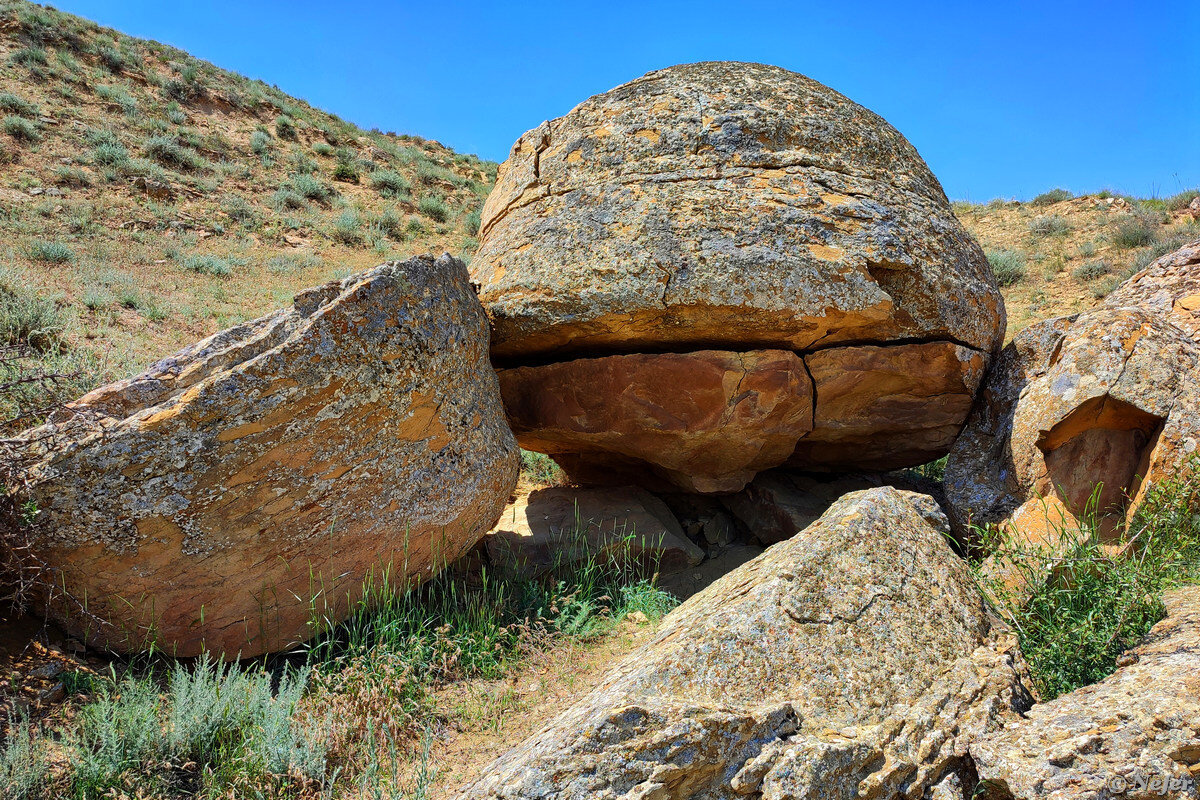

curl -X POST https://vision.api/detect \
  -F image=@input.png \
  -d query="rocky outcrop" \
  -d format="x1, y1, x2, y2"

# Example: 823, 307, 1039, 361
971, 588, 1200, 799
456, 487, 1035, 800
946, 243, 1200, 548
1102, 238, 1200, 341
485, 486, 704, 575
475, 61, 1004, 492
15, 254, 519, 658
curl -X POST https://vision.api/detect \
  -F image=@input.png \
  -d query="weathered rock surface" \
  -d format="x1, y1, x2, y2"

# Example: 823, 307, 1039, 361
477, 61, 1004, 492
16, 254, 519, 657
945, 306, 1200, 545
475, 61, 1003, 360
457, 487, 1035, 800
971, 588, 1200, 799
1102, 238, 1200, 341
485, 486, 704, 575
498, 349, 813, 493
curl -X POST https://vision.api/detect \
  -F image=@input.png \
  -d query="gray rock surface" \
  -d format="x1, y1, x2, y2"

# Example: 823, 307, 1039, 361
456, 487, 1035, 799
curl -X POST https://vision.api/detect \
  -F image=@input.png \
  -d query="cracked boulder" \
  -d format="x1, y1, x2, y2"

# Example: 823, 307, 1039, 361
455, 487, 1035, 800
946, 290, 1200, 557
971, 587, 1200, 800
14, 254, 519, 658
475, 61, 1004, 492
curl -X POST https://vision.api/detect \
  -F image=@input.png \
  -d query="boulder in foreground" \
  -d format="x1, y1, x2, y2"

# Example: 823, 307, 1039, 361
457, 487, 1035, 799
15, 254, 519, 658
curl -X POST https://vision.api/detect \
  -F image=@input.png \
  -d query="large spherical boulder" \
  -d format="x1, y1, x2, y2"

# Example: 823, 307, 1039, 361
475, 62, 1004, 492
14, 254, 519, 658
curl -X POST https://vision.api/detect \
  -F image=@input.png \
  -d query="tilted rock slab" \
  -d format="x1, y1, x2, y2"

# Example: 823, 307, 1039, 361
476, 61, 1004, 492
972, 588, 1200, 799
457, 487, 1035, 800
946, 255, 1200, 547
16, 254, 519, 657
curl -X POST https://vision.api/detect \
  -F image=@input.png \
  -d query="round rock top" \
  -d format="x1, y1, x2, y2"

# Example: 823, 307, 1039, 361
473, 61, 1004, 361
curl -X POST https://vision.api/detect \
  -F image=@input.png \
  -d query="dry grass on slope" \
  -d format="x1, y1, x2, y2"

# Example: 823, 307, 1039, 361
956, 188, 1200, 338
0, 0, 495, 428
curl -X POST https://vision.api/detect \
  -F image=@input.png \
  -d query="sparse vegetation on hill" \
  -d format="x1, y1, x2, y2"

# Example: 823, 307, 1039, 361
0, 0, 496, 429
956, 191, 1200, 336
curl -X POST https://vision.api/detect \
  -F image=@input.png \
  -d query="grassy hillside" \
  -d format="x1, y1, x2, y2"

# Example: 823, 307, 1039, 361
956, 188, 1200, 338
0, 1, 496, 431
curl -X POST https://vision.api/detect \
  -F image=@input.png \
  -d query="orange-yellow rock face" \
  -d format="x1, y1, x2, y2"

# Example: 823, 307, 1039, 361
475, 62, 1005, 491
498, 350, 813, 493
17, 255, 519, 658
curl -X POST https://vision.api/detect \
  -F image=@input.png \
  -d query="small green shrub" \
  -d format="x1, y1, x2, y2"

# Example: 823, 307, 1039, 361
975, 467, 1200, 698
0, 92, 39, 117
3, 116, 40, 142
181, 254, 233, 276
271, 187, 307, 211
1111, 215, 1159, 249
1071, 260, 1110, 281
53, 165, 90, 187
986, 249, 1026, 286
462, 208, 482, 236
289, 151, 318, 176
0, 277, 64, 350
370, 169, 411, 197
26, 240, 74, 264
274, 114, 297, 141
9, 47, 48, 67
332, 209, 362, 244
267, 253, 321, 274
1091, 275, 1122, 299
418, 195, 449, 223
166, 107, 186, 125
312, 141, 334, 157
1028, 215, 1071, 238
249, 129, 271, 155
289, 173, 331, 202
142, 135, 207, 171
333, 161, 359, 183
520, 449, 564, 486
372, 207, 404, 239
98, 45, 125, 73
221, 194, 257, 225
1030, 188, 1073, 206
95, 84, 138, 115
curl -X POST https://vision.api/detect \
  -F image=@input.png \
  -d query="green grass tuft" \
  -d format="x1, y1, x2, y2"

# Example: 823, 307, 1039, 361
973, 467, 1200, 699
986, 248, 1026, 286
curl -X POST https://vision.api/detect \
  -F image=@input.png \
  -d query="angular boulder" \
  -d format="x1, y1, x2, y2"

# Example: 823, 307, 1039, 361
15, 254, 519, 657
475, 61, 1004, 492
456, 487, 1035, 799
971, 588, 1200, 799
484, 486, 704, 576
946, 293, 1200, 547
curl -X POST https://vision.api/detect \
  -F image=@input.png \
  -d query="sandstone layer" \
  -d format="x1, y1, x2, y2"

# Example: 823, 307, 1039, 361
476, 62, 1004, 491
458, 487, 1035, 799
16, 254, 519, 657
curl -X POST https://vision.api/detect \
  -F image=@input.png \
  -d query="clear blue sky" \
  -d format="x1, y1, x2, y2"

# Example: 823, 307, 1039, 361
52, 0, 1199, 201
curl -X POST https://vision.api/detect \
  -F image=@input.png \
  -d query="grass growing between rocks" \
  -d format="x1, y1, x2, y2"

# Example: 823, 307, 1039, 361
973, 468, 1200, 699
0, 531, 678, 798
